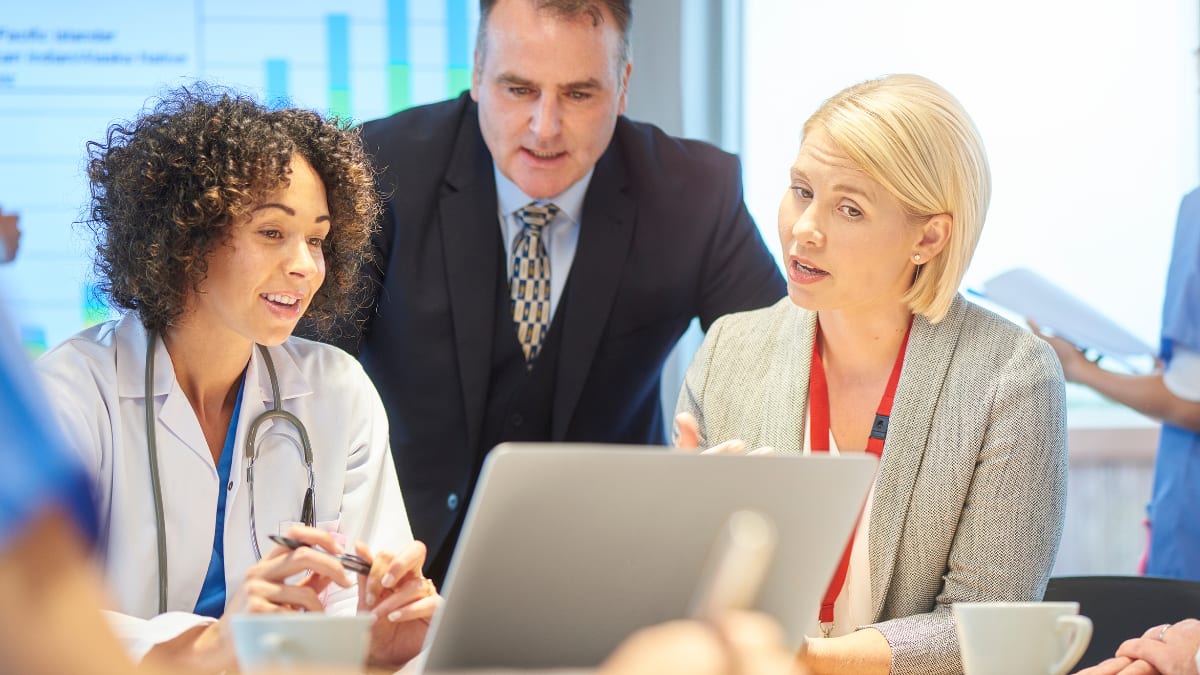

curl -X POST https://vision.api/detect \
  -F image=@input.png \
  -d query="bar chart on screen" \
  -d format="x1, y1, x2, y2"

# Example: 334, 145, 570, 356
0, 0, 477, 354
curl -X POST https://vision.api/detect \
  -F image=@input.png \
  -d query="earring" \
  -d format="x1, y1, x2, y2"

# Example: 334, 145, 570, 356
913, 253, 922, 263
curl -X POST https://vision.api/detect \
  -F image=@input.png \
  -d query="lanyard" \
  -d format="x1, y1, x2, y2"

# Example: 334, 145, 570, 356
808, 316, 912, 636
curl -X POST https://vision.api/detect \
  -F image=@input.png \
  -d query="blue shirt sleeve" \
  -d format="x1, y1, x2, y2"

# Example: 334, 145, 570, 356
0, 307, 98, 550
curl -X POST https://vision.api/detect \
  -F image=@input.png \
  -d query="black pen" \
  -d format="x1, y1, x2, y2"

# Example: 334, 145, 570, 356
268, 534, 372, 576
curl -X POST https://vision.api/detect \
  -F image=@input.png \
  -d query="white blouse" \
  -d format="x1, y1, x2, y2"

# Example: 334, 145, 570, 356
803, 404, 877, 638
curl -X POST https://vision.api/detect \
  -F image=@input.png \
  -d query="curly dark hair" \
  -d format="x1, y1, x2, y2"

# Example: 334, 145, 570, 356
84, 83, 380, 334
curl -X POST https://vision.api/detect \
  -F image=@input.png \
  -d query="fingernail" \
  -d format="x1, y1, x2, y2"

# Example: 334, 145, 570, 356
365, 593, 375, 606
381, 573, 397, 589
388, 610, 405, 623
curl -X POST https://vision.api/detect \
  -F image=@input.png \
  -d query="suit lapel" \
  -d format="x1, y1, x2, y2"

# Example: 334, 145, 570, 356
766, 307, 815, 452
552, 147, 636, 439
438, 107, 499, 458
867, 295, 968, 620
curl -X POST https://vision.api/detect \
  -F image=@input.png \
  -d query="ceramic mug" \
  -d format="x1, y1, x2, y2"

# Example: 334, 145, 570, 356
230, 613, 373, 672
954, 601, 1092, 675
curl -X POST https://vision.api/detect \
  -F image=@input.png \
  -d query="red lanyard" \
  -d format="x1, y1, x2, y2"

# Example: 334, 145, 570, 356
808, 317, 912, 635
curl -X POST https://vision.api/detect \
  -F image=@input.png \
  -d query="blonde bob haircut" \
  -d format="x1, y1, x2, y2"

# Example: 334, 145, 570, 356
802, 74, 991, 323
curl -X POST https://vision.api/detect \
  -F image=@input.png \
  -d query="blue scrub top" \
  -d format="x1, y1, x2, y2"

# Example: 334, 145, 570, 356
193, 375, 246, 618
0, 304, 98, 550
1147, 187, 1200, 580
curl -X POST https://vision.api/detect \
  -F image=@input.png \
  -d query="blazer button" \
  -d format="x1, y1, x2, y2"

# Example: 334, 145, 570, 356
511, 413, 523, 427
447, 493, 459, 511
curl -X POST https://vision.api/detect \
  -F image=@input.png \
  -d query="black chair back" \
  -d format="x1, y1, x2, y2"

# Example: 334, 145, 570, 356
1042, 575, 1200, 669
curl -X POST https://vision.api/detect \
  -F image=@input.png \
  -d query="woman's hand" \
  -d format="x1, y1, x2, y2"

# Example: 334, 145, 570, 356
1112, 620, 1200, 675
1074, 619, 1200, 675
1074, 657, 1152, 675
192, 526, 354, 666
227, 525, 352, 614
356, 540, 442, 668
675, 413, 772, 455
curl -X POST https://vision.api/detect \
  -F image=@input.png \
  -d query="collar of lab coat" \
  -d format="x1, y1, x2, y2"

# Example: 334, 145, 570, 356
112, 313, 315, 466
112, 312, 314, 404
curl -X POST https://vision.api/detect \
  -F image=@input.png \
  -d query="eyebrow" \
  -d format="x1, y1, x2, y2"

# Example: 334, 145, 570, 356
497, 73, 534, 87
496, 72, 603, 91
790, 169, 875, 202
251, 203, 331, 223
831, 182, 875, 202
560, 78, 602, 91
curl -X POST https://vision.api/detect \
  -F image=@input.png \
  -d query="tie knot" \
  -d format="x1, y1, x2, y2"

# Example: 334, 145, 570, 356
517, 203, 559, 232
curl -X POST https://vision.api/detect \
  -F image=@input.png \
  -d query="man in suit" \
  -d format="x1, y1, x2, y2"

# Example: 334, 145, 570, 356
334, 0, 784, 583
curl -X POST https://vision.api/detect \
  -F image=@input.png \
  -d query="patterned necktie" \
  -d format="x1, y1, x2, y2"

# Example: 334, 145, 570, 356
511, 202, 559, 363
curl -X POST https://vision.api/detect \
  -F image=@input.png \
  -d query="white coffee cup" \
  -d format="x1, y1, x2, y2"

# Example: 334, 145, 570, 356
954, 601, 1092, 675
230, 613, 373, 672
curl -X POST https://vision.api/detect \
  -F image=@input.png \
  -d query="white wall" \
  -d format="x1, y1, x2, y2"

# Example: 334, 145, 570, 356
742, 0, 1199, 351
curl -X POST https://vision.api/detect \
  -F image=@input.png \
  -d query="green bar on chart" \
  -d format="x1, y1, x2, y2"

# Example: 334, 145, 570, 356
386, 0, 410, 112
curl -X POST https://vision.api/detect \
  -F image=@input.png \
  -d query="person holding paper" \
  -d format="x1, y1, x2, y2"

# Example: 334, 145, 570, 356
1032, 192, 1200, 581
676, 74, 1067, 675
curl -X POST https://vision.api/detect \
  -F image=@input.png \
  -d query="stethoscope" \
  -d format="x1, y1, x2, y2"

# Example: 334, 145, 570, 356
144, 330, 316, 613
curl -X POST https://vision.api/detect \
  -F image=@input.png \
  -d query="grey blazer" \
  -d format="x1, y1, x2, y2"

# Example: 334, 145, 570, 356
676, 295, 1067, 675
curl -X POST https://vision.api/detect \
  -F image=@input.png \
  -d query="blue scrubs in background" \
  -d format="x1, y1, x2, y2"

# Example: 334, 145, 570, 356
0, 300, 97, 550
1146, 187, 1200, 580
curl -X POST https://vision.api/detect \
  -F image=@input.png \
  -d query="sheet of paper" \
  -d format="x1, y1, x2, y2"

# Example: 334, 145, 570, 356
974, 268, 1155, 362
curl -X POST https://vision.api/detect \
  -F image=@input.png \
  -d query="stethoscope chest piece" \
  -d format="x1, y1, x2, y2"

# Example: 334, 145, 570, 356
144, 331, 316, 612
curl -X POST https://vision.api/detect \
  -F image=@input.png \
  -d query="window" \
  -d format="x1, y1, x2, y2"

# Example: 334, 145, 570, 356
741, 0, 1198, 424
743, 0, 1197, 357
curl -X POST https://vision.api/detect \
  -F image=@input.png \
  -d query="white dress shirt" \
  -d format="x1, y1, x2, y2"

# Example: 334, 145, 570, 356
803, 405, 877, 638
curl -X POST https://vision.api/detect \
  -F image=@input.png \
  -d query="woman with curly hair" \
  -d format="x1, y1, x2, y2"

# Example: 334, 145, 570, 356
34, 85, 438, 671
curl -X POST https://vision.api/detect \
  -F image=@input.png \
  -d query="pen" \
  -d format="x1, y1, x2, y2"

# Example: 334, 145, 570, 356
688, 509, 776, 621
268, 534, 372, 576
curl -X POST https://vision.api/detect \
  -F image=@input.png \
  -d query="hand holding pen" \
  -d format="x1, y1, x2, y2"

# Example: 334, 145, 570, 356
268, 534, 372, 575
353, 539, 442, 668
266, 527, 441, 668
233, 526, 357, 611
184, 526, 360, 668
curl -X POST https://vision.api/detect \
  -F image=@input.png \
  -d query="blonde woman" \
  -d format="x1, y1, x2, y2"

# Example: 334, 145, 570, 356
676, 75, 1067, 675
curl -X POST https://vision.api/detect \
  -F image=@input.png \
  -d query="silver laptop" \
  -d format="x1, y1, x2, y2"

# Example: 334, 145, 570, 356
421, 444, 876, 672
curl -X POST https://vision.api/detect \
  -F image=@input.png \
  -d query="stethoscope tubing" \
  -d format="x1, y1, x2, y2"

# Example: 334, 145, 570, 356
145, 330, 169, 614
144, 329, 315, 614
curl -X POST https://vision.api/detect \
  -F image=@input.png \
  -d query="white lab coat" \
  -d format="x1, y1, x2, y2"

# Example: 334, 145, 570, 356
35, 313, 412, 659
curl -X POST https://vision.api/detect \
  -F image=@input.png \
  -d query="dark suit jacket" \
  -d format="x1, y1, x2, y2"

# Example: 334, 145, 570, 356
336, 93, 784, 564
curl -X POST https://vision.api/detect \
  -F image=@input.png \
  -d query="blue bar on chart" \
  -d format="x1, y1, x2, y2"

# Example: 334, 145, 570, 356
265, 59, 289, 108
446, 0, 471, 97
327, 14, 351, 119
386, 0, 410, 113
